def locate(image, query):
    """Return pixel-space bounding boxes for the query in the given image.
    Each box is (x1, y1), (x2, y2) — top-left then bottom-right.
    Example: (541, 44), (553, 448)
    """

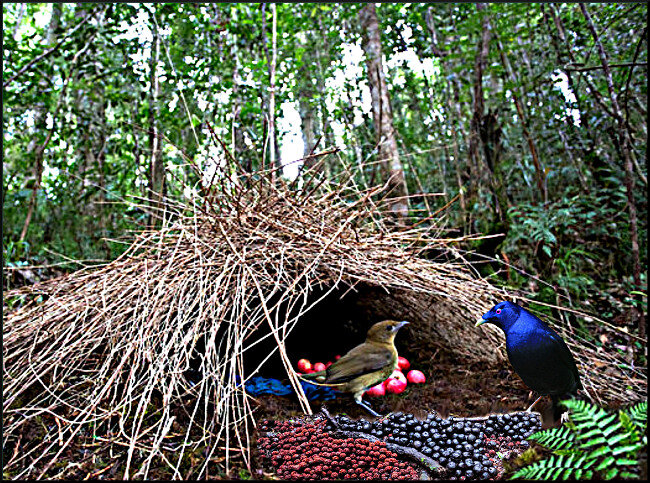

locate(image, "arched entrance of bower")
(241, 283), (503, 380)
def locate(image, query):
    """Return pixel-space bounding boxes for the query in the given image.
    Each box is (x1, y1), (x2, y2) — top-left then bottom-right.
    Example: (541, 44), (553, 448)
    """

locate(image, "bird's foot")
(560, 411), (570, 425)
(357, 399), (382, 417)
(526, 395), (543, 412)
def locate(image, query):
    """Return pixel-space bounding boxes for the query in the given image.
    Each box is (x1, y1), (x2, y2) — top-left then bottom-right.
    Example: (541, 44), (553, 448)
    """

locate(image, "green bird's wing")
(321, 343), (394, 384)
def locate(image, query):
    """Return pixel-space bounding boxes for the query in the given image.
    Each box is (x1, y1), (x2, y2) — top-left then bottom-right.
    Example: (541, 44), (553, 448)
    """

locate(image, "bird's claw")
(560, 411), (570, 425)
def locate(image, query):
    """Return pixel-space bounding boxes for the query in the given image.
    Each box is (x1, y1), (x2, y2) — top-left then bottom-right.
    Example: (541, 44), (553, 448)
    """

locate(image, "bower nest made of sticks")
(3, 152), (646, 479)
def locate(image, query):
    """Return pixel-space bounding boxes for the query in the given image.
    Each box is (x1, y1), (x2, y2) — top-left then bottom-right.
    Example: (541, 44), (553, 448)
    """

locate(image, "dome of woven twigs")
(3, 158), (645, 479)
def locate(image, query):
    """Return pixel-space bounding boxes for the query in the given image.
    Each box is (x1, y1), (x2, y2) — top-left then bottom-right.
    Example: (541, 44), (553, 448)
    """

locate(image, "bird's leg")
(526, 395), (543, 412)
(356, 398), (382, 417)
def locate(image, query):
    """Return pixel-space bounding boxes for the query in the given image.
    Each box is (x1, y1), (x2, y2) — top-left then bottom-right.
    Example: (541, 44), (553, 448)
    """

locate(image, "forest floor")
(4, 333), (643, 481)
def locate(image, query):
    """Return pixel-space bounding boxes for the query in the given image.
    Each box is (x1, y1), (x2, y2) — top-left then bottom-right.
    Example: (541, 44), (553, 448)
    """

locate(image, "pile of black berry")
(324, 411), (541, 480)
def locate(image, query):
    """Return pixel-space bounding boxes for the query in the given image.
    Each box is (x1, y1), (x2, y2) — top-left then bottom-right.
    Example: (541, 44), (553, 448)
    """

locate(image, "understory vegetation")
(512, 400), (647, 480)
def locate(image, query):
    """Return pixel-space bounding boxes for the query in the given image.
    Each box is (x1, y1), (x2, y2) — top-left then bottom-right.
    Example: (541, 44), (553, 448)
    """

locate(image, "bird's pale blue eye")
(496, 309), (502, 314)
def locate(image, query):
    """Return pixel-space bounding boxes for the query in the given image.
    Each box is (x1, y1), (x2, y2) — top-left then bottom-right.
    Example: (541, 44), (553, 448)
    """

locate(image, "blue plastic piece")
(236, 376), (338, 401)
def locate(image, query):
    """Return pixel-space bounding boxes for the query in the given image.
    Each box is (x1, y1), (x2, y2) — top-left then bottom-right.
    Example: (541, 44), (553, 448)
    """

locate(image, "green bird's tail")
(299, 370), (327, 383)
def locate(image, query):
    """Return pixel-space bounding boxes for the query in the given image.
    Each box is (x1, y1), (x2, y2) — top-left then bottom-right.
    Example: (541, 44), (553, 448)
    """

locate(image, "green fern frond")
(513, 400), (647, 480)
(510, 453), (594, 480)
(529, 425), (576, 451)
(627, 401), (647, 433)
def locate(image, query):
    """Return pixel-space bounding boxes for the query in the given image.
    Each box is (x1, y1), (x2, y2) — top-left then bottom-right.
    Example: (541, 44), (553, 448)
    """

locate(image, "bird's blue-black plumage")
(480, 301), (581, 419)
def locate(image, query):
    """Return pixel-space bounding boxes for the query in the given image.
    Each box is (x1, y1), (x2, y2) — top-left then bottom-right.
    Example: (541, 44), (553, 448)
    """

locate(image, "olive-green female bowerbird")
(299, 320), (409, 417)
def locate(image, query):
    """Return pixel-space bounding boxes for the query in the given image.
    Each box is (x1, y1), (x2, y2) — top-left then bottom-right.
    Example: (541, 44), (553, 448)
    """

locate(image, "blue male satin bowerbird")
(476, 301), (582, 421)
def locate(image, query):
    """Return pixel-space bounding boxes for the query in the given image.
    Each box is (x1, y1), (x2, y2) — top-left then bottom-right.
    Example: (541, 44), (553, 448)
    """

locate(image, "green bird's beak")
(475, 319), (486, 327)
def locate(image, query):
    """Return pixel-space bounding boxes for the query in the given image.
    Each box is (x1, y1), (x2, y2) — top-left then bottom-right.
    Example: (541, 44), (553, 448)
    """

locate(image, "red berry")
(385, 378), (407, 394)
(385, 369), (407, 385)
(297, 359), (312, 373)
(406, 369), (426, 384)
(397, 356), (410, 370)
(365, 383), (386, 397)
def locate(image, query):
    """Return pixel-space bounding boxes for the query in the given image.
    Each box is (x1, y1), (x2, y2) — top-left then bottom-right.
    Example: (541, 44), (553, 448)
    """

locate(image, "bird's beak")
(475, 319), (486, 327)
(396, 320), (410, 330)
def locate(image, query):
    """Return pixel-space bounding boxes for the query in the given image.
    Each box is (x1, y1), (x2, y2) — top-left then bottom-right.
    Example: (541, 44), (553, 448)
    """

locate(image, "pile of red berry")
(258, 418), (420, 480)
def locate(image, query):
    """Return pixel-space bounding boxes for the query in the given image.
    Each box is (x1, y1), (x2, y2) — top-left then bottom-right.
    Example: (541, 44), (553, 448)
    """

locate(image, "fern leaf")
(628, 401), (647, 432)
(595, 456), (615, 471)
(612, 444), (644, 456)
(586, 446), (612, 460)
(577, 428), (607, 440)
(556, 448), (582, 456)
(511, 454), (593, 480)
(619, 471), (640, 479)
(517, 400), (646, 481)
(530, 426), (575, 451)
(602, 420), (624, 438)
(607, 431), (633, 446)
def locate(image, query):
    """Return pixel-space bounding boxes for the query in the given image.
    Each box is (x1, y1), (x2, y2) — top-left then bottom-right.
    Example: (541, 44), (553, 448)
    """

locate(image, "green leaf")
(585, 446), (611, 459)
(612, 444), (643, 455)
(595, 456), (615, 471)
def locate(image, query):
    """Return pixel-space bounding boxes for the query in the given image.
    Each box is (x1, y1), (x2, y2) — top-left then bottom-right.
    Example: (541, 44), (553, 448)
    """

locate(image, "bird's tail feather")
(296, 372), (344, 388)
(299, 370), (326, 382)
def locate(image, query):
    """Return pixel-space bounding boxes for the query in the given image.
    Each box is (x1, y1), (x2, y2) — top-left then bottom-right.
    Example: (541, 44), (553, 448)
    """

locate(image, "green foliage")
(2, 3), (647, 331)
(511, 400), (647, 480)
(504, 182), (646, 308)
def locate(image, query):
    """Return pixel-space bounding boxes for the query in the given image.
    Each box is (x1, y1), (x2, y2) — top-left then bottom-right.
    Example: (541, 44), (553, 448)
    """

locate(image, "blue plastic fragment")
(235, 376), (338, 401)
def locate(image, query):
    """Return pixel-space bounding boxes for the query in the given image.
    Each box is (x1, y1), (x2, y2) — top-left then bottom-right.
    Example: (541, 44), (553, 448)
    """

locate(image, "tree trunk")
(230, 54), (250, 173)
(447, 80), (466, 215)
(425, 7), (468, 220)
(11, 3), (26, 40)
(468, 4), (510, 257)
(314, 15), (333, 178)
(261, 3), (281, 177)
(579, 3), (645, 339)
(359, 3), (409, 220)
(468, 4), (490, 192)
(148, 21), (165, 227)
(268, 3), (278, 177)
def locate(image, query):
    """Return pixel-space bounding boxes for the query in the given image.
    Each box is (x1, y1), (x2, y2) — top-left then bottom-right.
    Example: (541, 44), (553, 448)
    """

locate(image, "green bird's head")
(365, 320), (409, 344)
